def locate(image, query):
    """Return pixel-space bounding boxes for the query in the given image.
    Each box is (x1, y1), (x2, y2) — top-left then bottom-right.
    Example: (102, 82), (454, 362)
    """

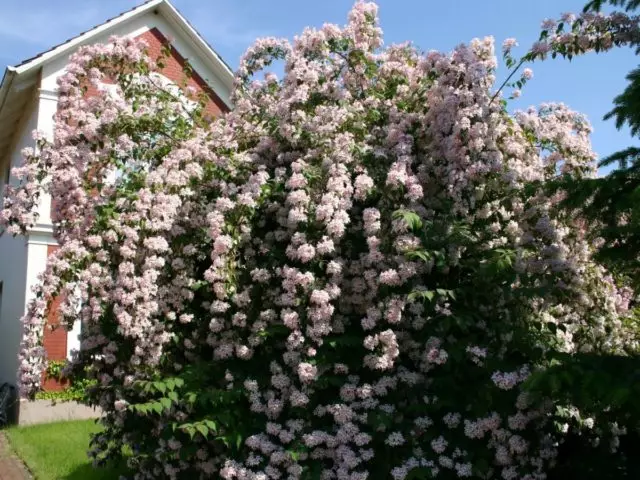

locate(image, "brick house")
(0, 0), (233, 396)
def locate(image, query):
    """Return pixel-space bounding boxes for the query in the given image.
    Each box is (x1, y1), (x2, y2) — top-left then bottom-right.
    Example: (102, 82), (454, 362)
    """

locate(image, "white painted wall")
(0, 97), (38, 386)
(0, 84), (68, 389)
(31, 89), (58, 228)
(0, 234), (28, 386)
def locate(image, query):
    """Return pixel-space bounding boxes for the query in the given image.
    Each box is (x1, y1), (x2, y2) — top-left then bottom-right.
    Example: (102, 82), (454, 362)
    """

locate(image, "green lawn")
(5, 419), (128, 479)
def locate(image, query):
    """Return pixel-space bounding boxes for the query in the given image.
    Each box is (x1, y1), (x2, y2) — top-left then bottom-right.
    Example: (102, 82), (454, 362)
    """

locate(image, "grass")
(4, 419), (128, 479)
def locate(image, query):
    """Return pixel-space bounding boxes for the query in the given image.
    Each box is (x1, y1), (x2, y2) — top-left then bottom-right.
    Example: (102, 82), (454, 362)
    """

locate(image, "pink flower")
(379, 269), (401, 286)
(297, 362), (317, 383)
(502, 38), (518, 53)
(354, 173), (374, 200)
(213, 235), (233, 254)
(296, 244), (316, 263)
(385, 432), (405, 446)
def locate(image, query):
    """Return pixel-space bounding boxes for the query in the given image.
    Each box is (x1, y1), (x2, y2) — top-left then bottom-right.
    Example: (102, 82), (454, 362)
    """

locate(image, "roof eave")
(9, 0), (234, 108)
(158, 1), (234, 107)
(0, 67), (18, 121)
(12, 0), (165, 76)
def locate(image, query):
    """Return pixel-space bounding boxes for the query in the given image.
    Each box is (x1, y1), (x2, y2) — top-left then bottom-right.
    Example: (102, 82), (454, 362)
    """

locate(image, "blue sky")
(0, 0), (637, 168)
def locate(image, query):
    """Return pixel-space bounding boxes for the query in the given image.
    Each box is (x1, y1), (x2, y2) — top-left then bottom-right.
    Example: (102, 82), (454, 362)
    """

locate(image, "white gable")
(0, 0), (234, 167)
(0, 1), (236, 389)
(38, 4), (233, 103)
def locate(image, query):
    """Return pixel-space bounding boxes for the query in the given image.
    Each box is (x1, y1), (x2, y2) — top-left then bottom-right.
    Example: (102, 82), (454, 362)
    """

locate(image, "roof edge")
(160, 2), (234, 80)
(0, 67), (17, 120)
(0, 67), (18, 167)
(158, 2), (234, 108)
(8, 0), (234, 108)
(13, 0), (164, 75)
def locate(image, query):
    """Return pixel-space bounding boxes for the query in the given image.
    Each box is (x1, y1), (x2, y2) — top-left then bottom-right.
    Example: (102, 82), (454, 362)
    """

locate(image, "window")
(102, 73), (196, 188)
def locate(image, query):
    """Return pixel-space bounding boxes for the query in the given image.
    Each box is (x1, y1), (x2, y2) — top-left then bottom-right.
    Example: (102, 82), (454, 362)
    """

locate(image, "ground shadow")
(63, 461), (129, 480)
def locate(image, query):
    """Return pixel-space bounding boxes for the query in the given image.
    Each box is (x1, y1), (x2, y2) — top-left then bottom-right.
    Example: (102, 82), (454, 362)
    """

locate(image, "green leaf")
(408, 289), (435, 303)
(190, 281), (208, 291)
(393, 209), (423, 231)
(196, 424), (209, 438)
(289, 450), (300, 461)
(406, 250), (431, 262)
(204, 420), (218, 432)
(153, 381), (167, 394)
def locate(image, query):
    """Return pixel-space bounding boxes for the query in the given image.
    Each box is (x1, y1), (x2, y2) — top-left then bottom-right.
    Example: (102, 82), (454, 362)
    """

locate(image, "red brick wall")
(137, 27), (229, 119)
(42, 245), (67, 391)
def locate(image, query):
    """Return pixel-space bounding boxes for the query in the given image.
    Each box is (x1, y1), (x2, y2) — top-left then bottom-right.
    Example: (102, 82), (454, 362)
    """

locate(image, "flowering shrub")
(522, 6), (640, 294)
(496, 8), (640, 103)
(500, 4), (640, 478)
(531, 10), (640, 60)
(1, 3), (638, 479)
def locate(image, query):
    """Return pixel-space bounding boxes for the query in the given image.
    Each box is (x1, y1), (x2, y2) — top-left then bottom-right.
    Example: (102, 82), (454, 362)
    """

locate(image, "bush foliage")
(1, 2), (639, 479)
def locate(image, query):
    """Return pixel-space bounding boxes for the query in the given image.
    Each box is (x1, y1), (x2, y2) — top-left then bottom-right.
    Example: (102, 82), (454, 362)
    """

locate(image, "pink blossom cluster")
(530, 11), (640, 60)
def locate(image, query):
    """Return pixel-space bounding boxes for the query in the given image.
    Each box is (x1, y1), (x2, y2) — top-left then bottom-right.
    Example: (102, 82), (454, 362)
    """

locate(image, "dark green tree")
(547, 0), (640, 289)
(514, 3), (640, 478)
